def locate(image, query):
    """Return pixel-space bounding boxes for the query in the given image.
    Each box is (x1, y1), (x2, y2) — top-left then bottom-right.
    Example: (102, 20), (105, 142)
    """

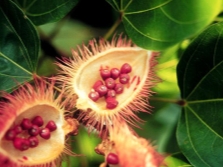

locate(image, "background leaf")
(13, 0), (79, 25)
(163, 153), (191, 167)
(39, 19), (105, 56)
(62, 127), (103, 167)
(106, 0), (222, 50)
(176, 22), (223, 166)
(0, 0), (39, 92)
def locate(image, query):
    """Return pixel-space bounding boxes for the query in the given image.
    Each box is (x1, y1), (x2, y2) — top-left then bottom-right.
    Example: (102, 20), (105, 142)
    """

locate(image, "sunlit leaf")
(163, 154), (191, 167)
(149, 44), (180, 113)
(177, 22), (223, 166)
(39, 19), (99, 55)
(0, 0), (39, 92)
(13, 0), (79, 25)
(106, 0), (222, 50)
(65, 127), (103, 167)
(154, 44), (180, 97)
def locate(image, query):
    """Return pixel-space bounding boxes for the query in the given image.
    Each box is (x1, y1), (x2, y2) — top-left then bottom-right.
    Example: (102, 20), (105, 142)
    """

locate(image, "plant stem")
(104, 17), (122, 40)
(150, 97), (186, 106)
(150, 97), (178, 103)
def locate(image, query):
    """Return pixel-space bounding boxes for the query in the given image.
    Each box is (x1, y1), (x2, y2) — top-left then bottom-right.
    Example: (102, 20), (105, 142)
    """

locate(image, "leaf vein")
(124, 0), (172, 15)
(0, 52), (32, 75)
(122, 0), (132, 11)
(1, 6), (34, 70)
(185, 108), (212, 166)
(123, 16), (171, 42)
(186, 61), (223, 100)
(187, 105), (223, 140)
(25, 1), (71, 16)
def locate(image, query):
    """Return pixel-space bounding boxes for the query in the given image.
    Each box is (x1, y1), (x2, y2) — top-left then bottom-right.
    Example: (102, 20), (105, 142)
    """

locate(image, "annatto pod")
(0, 77), (79, 167)
(95, 121), (165, 167)
(56, 35), (159, 134)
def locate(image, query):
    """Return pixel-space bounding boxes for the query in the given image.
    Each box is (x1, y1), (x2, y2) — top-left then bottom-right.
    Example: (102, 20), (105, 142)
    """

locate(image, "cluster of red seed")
(106, 153), (119, 165)
(4, 116), (57, 151)
(88, 63), (132, 109)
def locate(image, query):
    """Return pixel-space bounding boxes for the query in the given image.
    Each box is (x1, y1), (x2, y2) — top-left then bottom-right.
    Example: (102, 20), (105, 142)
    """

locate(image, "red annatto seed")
(21, 118), (32, 130)
(106, 152), (119, 165)
(114, 83), (124, 94)
(32, 116), (44, 127)
(95, 85), (108, 96)
(46, 120), (57, 132)
(110, 68), (120, 79)
(120, 63), (132, 74)
(106, 97), (118, 109)
(92, 80), (103, 90)
(5, 129), (16, 140)
(13, 138), (30, 151)
(28, 136), (39, 148)
(14, 125), (23, 134)
(119, 73), (130, 84)
(105, 78), (116, 89)
(106, 90), (116, 98)
(39, 128), (51, 140)
(88, 91), (100, 102)
(29, 125), (40, 136)
(100, 69), (111, 80)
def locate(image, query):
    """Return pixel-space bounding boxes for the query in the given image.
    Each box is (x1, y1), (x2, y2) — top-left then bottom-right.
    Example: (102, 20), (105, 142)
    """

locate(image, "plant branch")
(150, 97), (186, 106)
(103, 15), (122, 40)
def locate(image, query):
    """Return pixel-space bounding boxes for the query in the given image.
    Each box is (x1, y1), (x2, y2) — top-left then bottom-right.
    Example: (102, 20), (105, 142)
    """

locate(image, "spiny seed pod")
(0, 77), (79, 167)
(56, 35), (159, 134)
(98, 122), (165, 167)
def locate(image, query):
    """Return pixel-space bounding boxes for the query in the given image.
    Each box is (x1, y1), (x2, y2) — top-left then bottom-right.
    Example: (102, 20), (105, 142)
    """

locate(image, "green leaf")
(106, 0), (222, 50)
(138, 103), (181, 153)
(13, 0), (79, 25)
(63, 127), (103, 167)
(39, 19), (98, 55)
(176, 22), (223, 166)
(0, 0), (39, 92)
(149, 43), (182, 114)
(163, 154), (191, 167)
(153, 44), (180, 98)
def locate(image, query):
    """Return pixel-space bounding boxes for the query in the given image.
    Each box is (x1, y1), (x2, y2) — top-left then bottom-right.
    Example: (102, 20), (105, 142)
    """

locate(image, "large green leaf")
(0, 0), (39, 92)
(106, 0), (222, 50)
(176, 22), (223, 166)
(13, 0), (79, 25)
